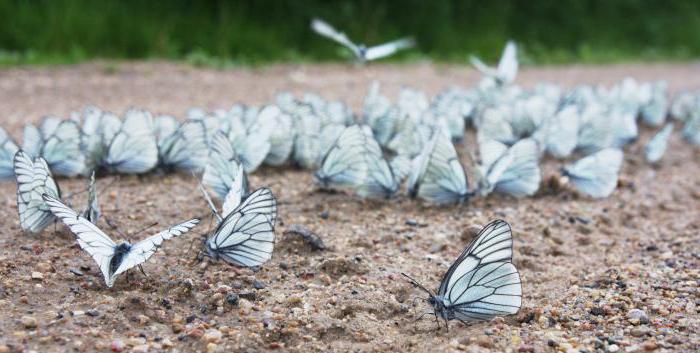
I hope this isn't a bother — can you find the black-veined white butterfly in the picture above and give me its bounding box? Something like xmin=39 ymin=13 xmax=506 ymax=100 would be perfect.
xmin=645 ymin=123 xmax=673 ymax=164
xmin=407 ymin=127 xmax=472 ymax=204
xmin=562 ymin=148 xmax=623 ymax=198
xmin=0 ymin=126 xmax=19 ymax=180
xmin=477 ymin=138 xmax=541 ymax=198
xmin=13 ymin=150 xmax=61 ymax=233
xmin=23 ymin=118 xmax=86 ymax=177
xmin=202 ymin=131 xmax=250 ymax=200
xmin=257 ymin=105 xmax=295 ymax=166
xmin=311 ymin=18 xmax=415 ymax=62
xmin=103 ymin=109 xmax=159 ymax=174
xmin=42 ymin=194 xmax=199 ymax=288
xmin=202 ymin=187 xmax=277 ymax=267
xmin=403 ymin=219 xmax=522 ymax=329
xmin=155 ymin=117 xmax=208 ymax=172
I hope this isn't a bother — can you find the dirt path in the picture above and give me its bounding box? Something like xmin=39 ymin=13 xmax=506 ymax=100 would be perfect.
xmin=0 ymin=62 xmax=698 ymax=352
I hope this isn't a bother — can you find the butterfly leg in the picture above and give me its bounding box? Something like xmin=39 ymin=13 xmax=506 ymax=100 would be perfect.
xmin=138 ymin=265 xmax=148 ymax=278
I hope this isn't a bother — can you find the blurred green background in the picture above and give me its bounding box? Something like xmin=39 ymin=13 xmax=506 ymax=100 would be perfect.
xmin=1 ymin=0 xmax=699 ymax=67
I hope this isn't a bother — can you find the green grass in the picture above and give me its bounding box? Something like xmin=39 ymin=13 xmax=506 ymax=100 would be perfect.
xmin=1 ymin=0 xmax=699 ymax=67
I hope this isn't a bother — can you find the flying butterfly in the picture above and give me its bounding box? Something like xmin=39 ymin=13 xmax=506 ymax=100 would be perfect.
xmin=43 ymin=194 xmax=199 ymax=288
xmin=13 ymin=150 xmax=61 ymax=233
xmin=562 ymin=148 xmax=623 ymax=198
xmin=202 ymin=187 xmax=277 ymax=267
xmin=311 ymin=18 xmax=415 ymax=62
xmin=407 ymin=127 xmax=472 ymax=204
xmin=470 ymin=41 xmax=519 ymax=85
xmin=402 ymin=219 xmax=522 ymax=329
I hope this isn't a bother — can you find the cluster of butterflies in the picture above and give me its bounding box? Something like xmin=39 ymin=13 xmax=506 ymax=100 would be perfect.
xmin=11 ymin=146 xmax=278 ymax=288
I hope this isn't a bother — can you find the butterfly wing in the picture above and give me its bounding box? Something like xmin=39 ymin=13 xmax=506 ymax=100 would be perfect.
xmin=104 ymin=109 xmax=158 ymax=174
xmin=0 ymin=127 xmax=19 ymax=179
xmin=497 ymin=41 xmax=518 ymax=84
xmin=563 ymin=148 xmax=623 ymax=198
xmin=22 ymin=124 xmax=43 ymax=157
xmin=364 ymin=37 xmax=415 ymax=61
xmin=207 ymin=212 xmax=275 ymax=267
xmin=40 ymin=120 xmax=86 ymax=176
xmin=235 ymin=187 xmax=277 ymax=227
xmin=42 ymin=194 xmax=116 ymax=286
xmin=491 ymin=139 xmax=541 ymax=197
xmin=438 ymin=220 xmax=521 ymax=321
xmin=112 ymin=218 xmax=200 ymax=278
xmin=315 ymin=125 xmax=369 ymax=190
xmin=158 ymin=120 xmax=209 ymax=172
xmin=202 ymin=132 xmax=248 ymax=200
xmin=645 ymin=123 xmax=673 ymax=163
xmin=221 ymin=166 xmax=246 ymax=217
xmin=311 ymin=18 xmax=359 ymax=55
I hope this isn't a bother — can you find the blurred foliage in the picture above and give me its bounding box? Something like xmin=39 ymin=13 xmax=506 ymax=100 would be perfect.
xmin=0 ymin=0 xmax=699 ymax=66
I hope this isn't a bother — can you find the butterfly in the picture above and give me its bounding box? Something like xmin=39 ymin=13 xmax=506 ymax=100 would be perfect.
xmin=562 ymin=148 xmax=623 ymax=198
xmin=202 ymin=187 xmax=277 ymax=267
xmin=0 ymin=126 xmax=20 ymax=180
xmin=402 ymin=219 xmax=522 ymax=329
xmin=155 ymin=117 xmax=209 ymax=172
xmin=256 ymin=105 xmax=295 ymax=166
xmin=645 ymin=123 xmax=673 ymax=164
xmin=407 ymin=127 xmax=472 ymax=204
xmin=23 ymin=117 xmax=86 ymax=177
xmin=311 ymin=18 xmax=415 ymax=62
xmin=42 ymin=194 xmax=199 ymax=287
xmin=683 ymin=113 xmax=700 ymax=147
xmin=640 ymin=81 xmax=668 ymax=127
xmin=534 ymin=105 xmax=579 ymax=159
xmin=477 ymin=138 xmax=542 ymax=198
xmin=470 ymin=41 xmax=519 ymax=85
xmin=13 ymin=150 xmax=61 ymax=233
xmin=202 ymin=131 xmax=250 ymax=201
xmin=79 ymin=106 xmax=118 ymax=171
xmin=82 ymin=171 xmax=101 ymax=223
xmin=103 ymin=109 xmax=159 ymax=174
xmin=316 ymin=125 xmax=399 ymax=199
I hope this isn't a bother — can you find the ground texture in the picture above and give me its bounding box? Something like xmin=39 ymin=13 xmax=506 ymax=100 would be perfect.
xmin=0 ymin=62 xmax=698 ymax=353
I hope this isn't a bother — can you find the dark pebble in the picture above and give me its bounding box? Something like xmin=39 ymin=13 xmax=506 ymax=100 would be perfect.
xmin=185 ymin=314 xmax=196 ymax=323
xmin=239 ymin=292 xmax=256 ymax=301
xmin=319 ymin=211 xmax=329 ymax=219
xmin=226 ymin=293 xmax=239 ymax=306
xmin=646 ymin=244 xmax=658 ymax=251
xmin=154 ymin=337 xmax=162 ymax=342
xmin=405 ymin=219 xmax=419 ymax=227
xmin=159 ymin=298 xmax=172 ymax=310
xmin=547 ymin=339 xmax=558 ymax=347
xmin=253 ymin=280 xmax=266 ymax=290
xmin=79 ymin=265 xmax=91 ymax=271
xmin=590 ymin=307 xmax=606 ymax=316
xmin=263 ymin=318 xmax=273 ymax=328
xmin=575 ymin=216 xmax=591 ymax=224
xmin=351 ymin=289 xmax=358 ymax=295
xmin=86 ymin=309 xmax=100 ymax=317
xmin=279 ymin=262 xmax=289 ymax=270
xmin=69 ymin=268 xmax=84 ymax=276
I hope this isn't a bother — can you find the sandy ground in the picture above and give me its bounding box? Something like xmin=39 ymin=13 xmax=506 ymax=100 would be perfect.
xmin=0 ymin=62 xmax=698 ymax=353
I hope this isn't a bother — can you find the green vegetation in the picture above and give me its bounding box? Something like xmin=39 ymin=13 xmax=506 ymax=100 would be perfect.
xmin=1 ymin=0 xmax=699 ymax=67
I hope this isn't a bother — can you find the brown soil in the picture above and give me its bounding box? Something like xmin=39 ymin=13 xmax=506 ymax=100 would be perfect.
xmin=0 ymin=62 xmax=698 ymax=353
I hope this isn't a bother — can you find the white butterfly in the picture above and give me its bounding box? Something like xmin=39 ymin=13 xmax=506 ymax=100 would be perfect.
xmin=82 ymin=171 xmax=101 ymax=224
xmin=221 ymin=112 xmax=271 ymax=173
xmin=204 ymin=188 xmax=277 ymax=267
xmin=470 ymin=41 xmax=519 ymax=85
xmin=645 ymin=123 xmax=673 ymax=164
xmin=403 ymin=219 xmax=522 ymax=327
xmin=562 ymin=148 xmax=623 ymax=198
xmin=23 ymin=118 xmax=86 ymax=177
xmin=257 ymin=105 xmax=295 ymax=166
xmin=670 ymin=91 xmax=699 ymax=123
xmin=477 ymin=138 xmax=541 ymax=198
xmin=0 ymin=127 xmax=19 ymax=180
xmin=292 ymin=106 xmax=323 ymax=169
xmin=79 ymin=106 xmax=116 ymax=171
xmin=202 ymin=132 xmax=250 ymax=201
xmin=13 ymin=151 xmax=61 ymax=233
xmin=407 ymin=127 xmax=471 ymax=204
xmin=156 ymin=118 xmax=209 ymax=172
xmin=535 ymin=105 xmax=579 ymax=159
xmin=43 ymin=194 xmax=199 ymax=288
xmin=682 ymin=113 xmax=700 ymax=147
xmin=311 ymin=18 xmax=415 ymax=62
xmin=103 ymin=109 xmax=158 ymax=174
xmin=640 ymin=81 xmax=668 ymax=127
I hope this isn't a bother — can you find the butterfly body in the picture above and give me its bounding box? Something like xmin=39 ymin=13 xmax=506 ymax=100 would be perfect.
xmin=109 ymin=243 xmax=132 ymax=277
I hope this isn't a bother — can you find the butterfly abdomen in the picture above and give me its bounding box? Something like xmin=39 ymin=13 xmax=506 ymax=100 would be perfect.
xmin=109 ymin=243 xmax=132 ymax=276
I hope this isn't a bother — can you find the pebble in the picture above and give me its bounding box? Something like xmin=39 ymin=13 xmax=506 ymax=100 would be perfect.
xmin=226 ymin=293 xmax=239 ymax=306
xmin=253 ymin=280 xmax=266 ymax=290
xmin=518 ymin=344 xmax=535 ymax=352
xmin=31 ymin=272 xmax=43 ymax=280
xmin=405 ymin=219 xmax=419 ymax=227
xmin=607 ymin=344 xmax=619 ymax=352
xmin=132 ymin=345 xmax=149 ymax=353
xmin=239 ymin=292 xmax=256 ymax=301
xmin=319 ymin=210 xmax=329 ymax=219
xmin=110 ymin=339 xmax=125 ymax=352
xmin=69 ymin=268 xmax=84 ymax=276
xmin=627 ymin=309 xmax=649 ymax=324
xmin=86 ymin=309 xmax=100 ymax=317
xmin=203 ymin=329 xmax=222 ymax=343
xmin=476 ymin=335 xmax=492 ymax=348
xmin=590 ymin=307 xmax=606 ymax=316
xmin=21 ymin=315 xmax=37 ymax=328
xmin=642 ymin=340 xmax=658 ymax=350
xmin=206 ymin=343 xmax=218 ymax=353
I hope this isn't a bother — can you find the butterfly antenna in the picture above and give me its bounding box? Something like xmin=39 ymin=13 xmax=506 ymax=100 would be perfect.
xmin=129 ymin=221 xmax=159 ymax=239
xmin=401 ymin=272 xmax=434 ymax=296
xmin=196 ymin=179 xmax=222 ymax=222
xmin=414 ymin=311 xmax=435 ymax=323
xmin=105 ymin=217 xmax=127 ymax=238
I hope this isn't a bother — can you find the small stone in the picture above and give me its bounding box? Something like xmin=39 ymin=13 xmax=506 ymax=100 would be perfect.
xmin=188 ymin=328 xmax=204 ymax=339
xmin=132 ymin=345 xmax=149 ymax=353
xmin=161 ymin=338 xmax=174 ymax=348
xmin=239 ymin=292 xmax=256 ymax=301
xmin=253 ymin=280 xmax=266 ymax=290
xmin=279 ymin=262 xmax=289 ymax=270
xmin=110 ymin=339 xmax=125 ymax=352
xmin=405 ymin=219 xmax=419 ymax=227
xmin=631 ymin=327 xmax=649 ymax=337
xmin=319 ymin=211 xmax=329 ymax=219
xmin=69 ymin=268 xmax=84 ymax=276
xmin=627 ymin=309 xmax=649 ymax=324
xmin=31 ymin=272 xmax=43 ymax=280
xmin=607 ymin=344 xmax=619 ymax=353
xmin=518 ymin=344 xmax=535 ymax=352
xmin=186 ymin=314 xmax=196 ymax=323
xmin=226 ymin=293 xmax=239 ymax=306
xmin=86 ymin=309 xmax=100 ymax=317
xmin=203 ymin=329 xmax=222 ymax=343
xmin=126 ymin=337 xmax=146 ymax=346
xmin=0 ymin=345 xmax=9 ymax=353
xmin=206 ymin=343 xmax=218 ymax=353
xmin=21 ymin=315 xmax=37 ymax=328
xmin=476 ymin=335 xmax=492 ymax=348
xmin=590 ymin=307 xmax=606 ymax=316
